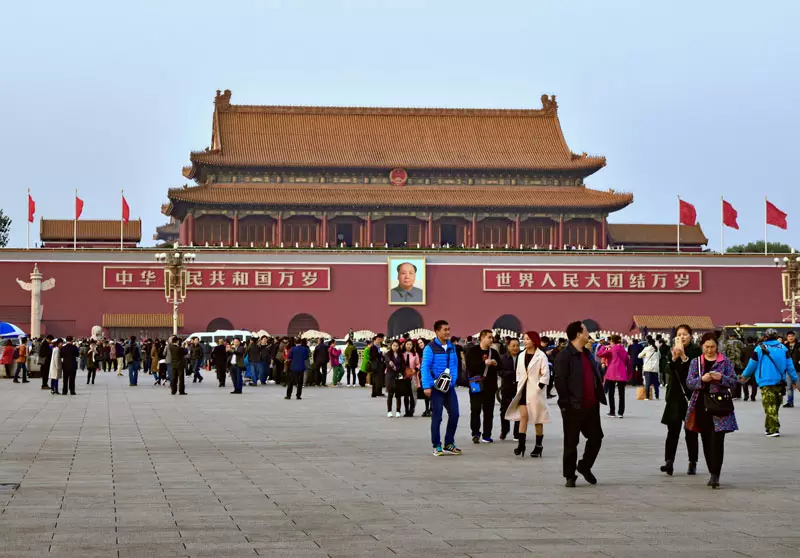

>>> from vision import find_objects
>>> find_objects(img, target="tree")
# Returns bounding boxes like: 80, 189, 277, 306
0, 209, 10, 247
727, 240, 794, 254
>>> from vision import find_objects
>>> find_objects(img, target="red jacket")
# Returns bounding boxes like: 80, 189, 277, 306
0, 344, 14, 365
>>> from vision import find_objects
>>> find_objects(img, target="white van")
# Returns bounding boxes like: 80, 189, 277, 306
186, 329, 253, 347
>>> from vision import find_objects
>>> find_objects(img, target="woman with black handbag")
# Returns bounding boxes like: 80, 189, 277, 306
685, 332, 738, 489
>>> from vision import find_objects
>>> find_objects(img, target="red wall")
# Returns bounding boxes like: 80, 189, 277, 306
0, 257, 783, 338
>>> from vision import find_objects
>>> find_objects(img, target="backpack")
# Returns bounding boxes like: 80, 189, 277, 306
12, 347, 19, 360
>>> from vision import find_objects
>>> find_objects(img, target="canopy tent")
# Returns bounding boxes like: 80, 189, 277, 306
0, 322, 26, 339
300, 330, 332, 340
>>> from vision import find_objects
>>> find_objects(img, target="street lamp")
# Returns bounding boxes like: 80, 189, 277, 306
774, 252, 800, 325
154, 249, 196, 336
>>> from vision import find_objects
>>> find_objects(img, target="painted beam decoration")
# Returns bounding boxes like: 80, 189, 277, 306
104, 266, 330, 291
483, 268, 702, 293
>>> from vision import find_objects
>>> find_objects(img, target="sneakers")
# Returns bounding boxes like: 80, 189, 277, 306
394, 411, 401, 418
432, 445, 444, 457
443, 444, 462, 455
766, 432, 781, 437
606, 412, 616, 417
472, 435, 480, 444
480, 437, 493, 444
387, 412, 393, 418
783, 403, 794, 408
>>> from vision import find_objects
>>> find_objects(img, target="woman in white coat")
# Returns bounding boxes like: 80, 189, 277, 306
638, 337, 661, 400
506, 331, 551, 457
49, 338, 63, 395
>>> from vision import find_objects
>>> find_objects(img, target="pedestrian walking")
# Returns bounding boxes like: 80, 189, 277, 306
384, 340, 405, 417
782, 330, 800, 408
401, 340, 420, 415
421, 320, 462, 457
498, 338, 521, 441
660, 324, 701, 476
12, 338, 29, 383
597, 335, 630, 418
285, 339, 310, 399
39, 335, 54, 390
741, 328, 798, 437
190, 337, 204, 383
125, 336, 141, 386
86, 341, 99, 384
49, 338, 63, 394
228, 338, 246, 394
507, 331, 550, 457
466, 329, 500, 444
639, 337, 661, 400
344, 339, 359, 386
554, 321, 607, 487
685, 332, 738, 489
369, 334, 386, 397
329, 340, 345, 386
167, 336, 186, 395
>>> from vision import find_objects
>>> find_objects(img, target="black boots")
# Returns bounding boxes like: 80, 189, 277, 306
513, 433, 526, 456
687, 461, 697, 475
660, 460, 674, 476
530, 435, 543, 458
707, 474, 720, 488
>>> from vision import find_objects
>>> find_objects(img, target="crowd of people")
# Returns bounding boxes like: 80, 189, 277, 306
2, 321, 798, 489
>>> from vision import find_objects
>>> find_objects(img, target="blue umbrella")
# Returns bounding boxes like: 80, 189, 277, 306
0, 322, 26, 339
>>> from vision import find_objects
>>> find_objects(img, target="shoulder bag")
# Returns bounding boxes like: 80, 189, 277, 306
697, 357, 734, 416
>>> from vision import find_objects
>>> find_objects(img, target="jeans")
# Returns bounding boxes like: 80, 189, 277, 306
51, 379, 58, 393
430, 387, 459, 448
606, 380, 626, 416
143, 358, 151, 375
788, 375, 795, 404
286, 370, 304, 398
230, 365, 243, 392
761, 385, 783, 434
128, 362, 139, 385
469, 390, 495, 439
645, 372, 660, 399
245, 363, 256, 384
664, 420, 698, 463
14, 362, 28, 382
561, 404, 604, 479
192, 359, 203, 382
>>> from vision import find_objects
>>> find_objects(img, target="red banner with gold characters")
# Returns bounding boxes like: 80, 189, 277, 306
483, 268, 702, 293
103, 266, 330, 291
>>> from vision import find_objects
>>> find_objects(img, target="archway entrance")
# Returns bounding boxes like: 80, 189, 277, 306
493, 314, 522, 333
387, 307, 423, 338
206, 317, 234, 331
287, 313, 320, 336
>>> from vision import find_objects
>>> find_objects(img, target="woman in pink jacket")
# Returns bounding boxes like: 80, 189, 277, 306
596, 335, 631, 418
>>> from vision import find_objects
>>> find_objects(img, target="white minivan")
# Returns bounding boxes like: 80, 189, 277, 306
186, 329, 253, 347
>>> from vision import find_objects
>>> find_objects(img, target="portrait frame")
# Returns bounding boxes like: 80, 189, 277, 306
387, 256, 427, 306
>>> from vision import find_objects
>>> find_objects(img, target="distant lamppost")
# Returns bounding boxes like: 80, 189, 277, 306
154, 250, 196, 336
775, 252, 800, 325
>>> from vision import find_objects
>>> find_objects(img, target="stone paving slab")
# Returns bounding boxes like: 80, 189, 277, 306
0, 372, 799, 557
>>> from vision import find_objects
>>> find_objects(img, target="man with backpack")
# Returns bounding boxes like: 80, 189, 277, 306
125, 336, 142, 386
741, 328, 798, 437
421, 320, 461, 457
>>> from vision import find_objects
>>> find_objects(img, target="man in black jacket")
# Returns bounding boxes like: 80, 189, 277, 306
211, 339, 227, 387
39, 335, 53, 389
311, 338, 329, 386
466, 329, 500, 444
369, 334, 386, 397
60, 336, 80, 395
168, 337, 186, 395
554, 321, 607, 488
189, 337, 204, 383
498, 338, 521, 441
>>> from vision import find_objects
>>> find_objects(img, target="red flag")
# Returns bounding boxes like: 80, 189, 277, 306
679, 199, 697, 226
766, 200, 787, 229
722, 200, 739, 229
122, 195, 130, 223
75, 195, 84, 219
27, 194, 36, 223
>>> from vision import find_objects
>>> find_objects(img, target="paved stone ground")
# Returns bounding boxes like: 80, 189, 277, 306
1, 372, 799, 557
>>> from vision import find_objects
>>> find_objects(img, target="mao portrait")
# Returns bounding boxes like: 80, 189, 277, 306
388, 257, 426, 305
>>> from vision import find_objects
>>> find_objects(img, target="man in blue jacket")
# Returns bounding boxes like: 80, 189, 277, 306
421, 320, 462, 457
742, 329, 798, 437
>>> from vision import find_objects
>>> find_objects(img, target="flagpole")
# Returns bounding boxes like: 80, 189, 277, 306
74, 188, 77, 252
720, 197, 724, 255
26, 188, 30, 251
765, 196, 768, 255
120, 189, 124, 252
677, 194, 681, 253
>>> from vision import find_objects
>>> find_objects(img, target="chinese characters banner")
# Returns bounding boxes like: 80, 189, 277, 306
483, 269, 702, 293
103, 266, 330, 291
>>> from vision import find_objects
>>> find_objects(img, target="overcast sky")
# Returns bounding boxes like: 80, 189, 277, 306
1, 0, 798, 250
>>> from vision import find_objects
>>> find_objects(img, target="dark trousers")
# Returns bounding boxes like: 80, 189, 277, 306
346, 365, 357, 385
645, 372, 660, 399
62, 370, 76, 395
230, 365, 243, 393
371, 369, 384, 396
699, 430, 726, 475
216, 365, 226, 386
561, 405, 604, 479
664, 420, 699, 463
311, 361, 326, 386
469, 390, 496, 438
170, 365, 185, 394
742, 378, 757, 401
387, 389, 402, 412
86, 368, 97, 384
14, 362, 28, 382
191, 359, 203, 382
41, 365, 50, 388
606, 381, 625, 416
286, 370, 304, 398
499, 393, 520, 438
